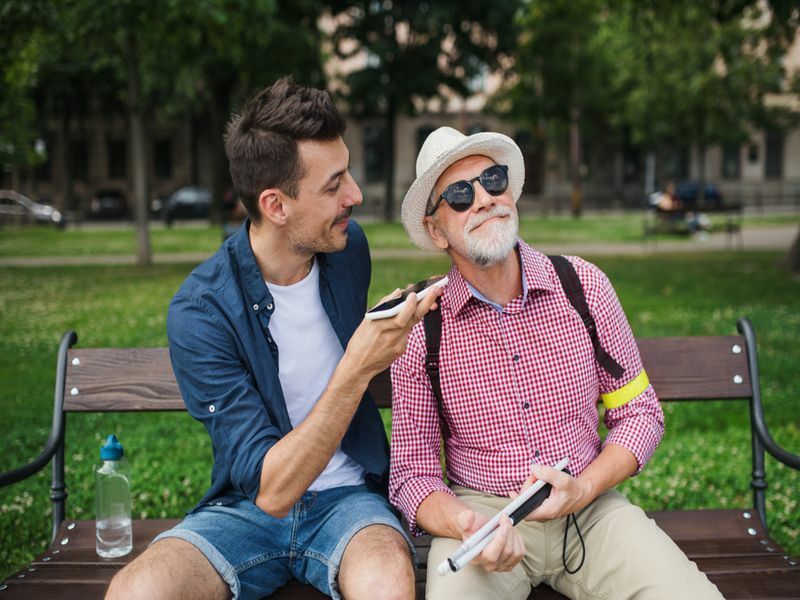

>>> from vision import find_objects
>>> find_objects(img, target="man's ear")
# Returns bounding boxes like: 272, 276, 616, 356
258, 188, 287, 226
424, 215, 449, 250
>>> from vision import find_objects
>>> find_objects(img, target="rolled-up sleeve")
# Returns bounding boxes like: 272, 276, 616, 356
389, 325, 454, 536
572, 257, 665, 472
167, 294, 282, 502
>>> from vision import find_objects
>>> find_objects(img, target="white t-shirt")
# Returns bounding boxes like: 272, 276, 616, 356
265, 259, 365, 491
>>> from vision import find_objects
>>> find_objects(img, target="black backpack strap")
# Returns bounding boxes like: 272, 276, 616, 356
423, 307, 451, 439
548, 255, 625, 380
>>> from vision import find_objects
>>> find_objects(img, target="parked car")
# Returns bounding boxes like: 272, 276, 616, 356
0, 190, 65, 228
161, 186, 211, 226
89, 189, 128, 220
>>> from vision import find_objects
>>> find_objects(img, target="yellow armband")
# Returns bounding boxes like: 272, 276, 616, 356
601, 370, 650, 409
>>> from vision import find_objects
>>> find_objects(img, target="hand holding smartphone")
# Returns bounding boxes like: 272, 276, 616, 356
365, 276, 448, 320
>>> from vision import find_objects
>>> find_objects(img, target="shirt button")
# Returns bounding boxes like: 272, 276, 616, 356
523, 402, 530, 409
209, 405, 216, 413
266, 303, 274, 310
252, 304, 259, 311
513, 354, 520, 362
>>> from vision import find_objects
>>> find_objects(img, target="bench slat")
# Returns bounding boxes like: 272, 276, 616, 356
7, 510, 796, 600
64, 335, 752, 412
65, 349, 183, 411
637, 336, 752, 400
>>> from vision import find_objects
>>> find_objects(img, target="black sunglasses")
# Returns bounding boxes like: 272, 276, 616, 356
426, 164, 509, 216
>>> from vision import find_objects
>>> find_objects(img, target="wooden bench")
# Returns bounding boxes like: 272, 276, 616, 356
643, 203, 744, 248
1, 318, 799, 599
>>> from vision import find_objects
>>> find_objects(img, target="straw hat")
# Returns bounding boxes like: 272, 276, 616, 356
400, 127, 525, 251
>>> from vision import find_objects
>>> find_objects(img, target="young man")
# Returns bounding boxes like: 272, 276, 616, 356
106, 79, 439, 600
389, 127, 724, 599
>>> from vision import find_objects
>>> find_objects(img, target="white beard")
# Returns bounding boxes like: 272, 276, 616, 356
460, 205, 519, 266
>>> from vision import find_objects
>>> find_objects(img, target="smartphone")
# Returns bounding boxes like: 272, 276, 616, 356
364, 276, 448, 320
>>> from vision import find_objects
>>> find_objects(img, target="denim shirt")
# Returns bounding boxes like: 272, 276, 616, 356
167, 219, 389, 511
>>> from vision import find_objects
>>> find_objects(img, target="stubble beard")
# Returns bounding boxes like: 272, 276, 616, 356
287, 207, 352, 255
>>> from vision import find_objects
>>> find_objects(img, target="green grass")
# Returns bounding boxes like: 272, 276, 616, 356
1, 250, 799, 580
1, 211, 796, 257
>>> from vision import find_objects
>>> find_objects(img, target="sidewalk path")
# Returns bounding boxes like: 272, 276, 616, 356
1, 225, 796, 267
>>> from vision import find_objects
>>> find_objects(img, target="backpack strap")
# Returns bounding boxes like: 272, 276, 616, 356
548, 255, 625, 379
423, 307, 451, 440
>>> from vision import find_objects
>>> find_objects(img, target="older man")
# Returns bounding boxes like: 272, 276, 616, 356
388, 127, 723, 599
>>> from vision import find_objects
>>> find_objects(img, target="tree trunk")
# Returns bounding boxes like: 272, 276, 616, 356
569, 108, 582, 219
56, 109, 71, 213
786, 227, 800, 273
207, 82, 232, 226
383, 104, 396, 222
126, 32, 151, 267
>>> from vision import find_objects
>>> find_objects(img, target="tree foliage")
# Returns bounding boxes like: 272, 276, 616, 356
503, 0, 800, 209
327, 0, 521, 220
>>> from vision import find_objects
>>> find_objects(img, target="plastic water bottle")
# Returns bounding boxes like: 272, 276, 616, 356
95, 434, 132, 558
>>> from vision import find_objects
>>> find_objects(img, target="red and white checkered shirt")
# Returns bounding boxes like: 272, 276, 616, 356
389, 241, 664, 535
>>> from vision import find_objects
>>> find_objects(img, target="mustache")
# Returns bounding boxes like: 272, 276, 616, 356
333, 207, 353, 225
465, 205, 513, 232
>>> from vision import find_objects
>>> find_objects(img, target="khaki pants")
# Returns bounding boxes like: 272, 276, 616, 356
426, 487, 723, 600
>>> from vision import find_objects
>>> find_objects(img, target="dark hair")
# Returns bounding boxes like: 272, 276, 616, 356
224, 77, 345, 223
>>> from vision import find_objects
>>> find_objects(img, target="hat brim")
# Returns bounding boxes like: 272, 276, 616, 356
401, 132, 525, 252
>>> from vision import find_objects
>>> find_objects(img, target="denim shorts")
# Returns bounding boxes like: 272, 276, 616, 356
152, 485, 412, 600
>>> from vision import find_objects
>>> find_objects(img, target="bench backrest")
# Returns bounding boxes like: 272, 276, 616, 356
64, 336, 753, 412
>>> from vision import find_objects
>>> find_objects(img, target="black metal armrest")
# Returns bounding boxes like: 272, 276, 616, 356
738, 318, 800, 471
0, 331, 77, 488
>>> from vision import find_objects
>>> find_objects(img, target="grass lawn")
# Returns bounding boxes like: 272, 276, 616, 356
1, 249, 798, 580
0, 211, 796, 257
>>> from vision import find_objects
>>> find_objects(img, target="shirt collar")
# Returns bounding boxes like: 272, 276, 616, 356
443, 239, 557, 316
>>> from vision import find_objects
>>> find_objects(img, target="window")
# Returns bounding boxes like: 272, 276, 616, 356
662, 147, 689, 181
764, 130, 783, 179
363, 125, 385, 184
70, 140, 89, 181
154, 139, 173, 179
721, 144, 740, 179
107, 139, 127, 179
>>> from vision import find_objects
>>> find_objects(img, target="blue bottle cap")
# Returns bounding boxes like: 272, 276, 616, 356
100, 434, 124, 460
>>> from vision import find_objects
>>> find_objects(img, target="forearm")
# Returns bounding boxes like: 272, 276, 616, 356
255, 353, 372, 516
577, 443, 638, 503
415, 491, 473, 539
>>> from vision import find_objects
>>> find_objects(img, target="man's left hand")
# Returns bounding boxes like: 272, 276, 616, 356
508, 465, 596, 522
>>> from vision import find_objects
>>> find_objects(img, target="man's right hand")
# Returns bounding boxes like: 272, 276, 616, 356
344, 286, 442, 381
457, 510, 526, 573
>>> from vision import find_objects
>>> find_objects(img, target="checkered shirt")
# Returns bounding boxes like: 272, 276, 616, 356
389, 241, 664, 535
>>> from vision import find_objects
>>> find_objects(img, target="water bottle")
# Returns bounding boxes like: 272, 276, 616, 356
95, 434, 132, 558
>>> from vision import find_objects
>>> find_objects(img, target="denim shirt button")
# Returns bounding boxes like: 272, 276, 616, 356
267, 303, 274, 311
209, 405, 216, 413
252, 303, 259, 311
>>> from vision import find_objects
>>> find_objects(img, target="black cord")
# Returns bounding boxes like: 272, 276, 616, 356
562, 513, 586, 574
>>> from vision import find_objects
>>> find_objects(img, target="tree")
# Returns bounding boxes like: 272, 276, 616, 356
41, 0, 325, 265
0, 2, 52, 180
610, 0, 800, 205
501, 0, 620, 217
147, 0, 325, 224
327, 0, 520, 221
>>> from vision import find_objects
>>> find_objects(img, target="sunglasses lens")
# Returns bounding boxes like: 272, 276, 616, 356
480, 165, 508, 195
442, 181, 474, 211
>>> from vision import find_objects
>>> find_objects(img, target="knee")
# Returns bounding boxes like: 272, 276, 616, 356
105, 563, 150, 600
339, 526, 415, 600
